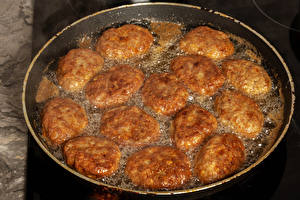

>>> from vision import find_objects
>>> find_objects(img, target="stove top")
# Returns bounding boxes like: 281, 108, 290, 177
26, 0, 300, 199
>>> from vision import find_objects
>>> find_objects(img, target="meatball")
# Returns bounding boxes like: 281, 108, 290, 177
171, 55, 225, 96
85, 65, 144, 109
125, 146, 191, 189
214, 90, 264, 138
179, 26, 234, 60
142, 73, 188, 115
194, 133, 245, 184
57, 48, 104, 92
222, 59, 272, 97
63, 136, 121, 179
100, 106, 160, 147
172, 105, 217, 151
95, 24, 153, 60
41, 97, 88, 146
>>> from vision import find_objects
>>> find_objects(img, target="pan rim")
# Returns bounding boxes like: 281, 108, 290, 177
22, 2, 295, 195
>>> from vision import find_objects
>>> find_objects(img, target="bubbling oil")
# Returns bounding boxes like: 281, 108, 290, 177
36, 19, 284, 191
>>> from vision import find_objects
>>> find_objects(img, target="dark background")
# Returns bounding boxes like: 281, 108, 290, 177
27, 0, 300, 199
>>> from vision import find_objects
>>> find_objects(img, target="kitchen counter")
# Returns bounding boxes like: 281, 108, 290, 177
0, 0, 33, 199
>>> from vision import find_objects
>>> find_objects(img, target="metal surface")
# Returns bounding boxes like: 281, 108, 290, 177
23, 2, 295, 198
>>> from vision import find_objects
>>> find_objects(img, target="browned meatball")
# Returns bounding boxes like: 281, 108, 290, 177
215, 90, 264, 138
125, 146, 191, 189
142, 73, 188, 115
172, 105, 217, 151
194, 133, 245, 184
222, 59, 272, 97
171, 55, 225, 96
57, 48, 104, 92
95, 24, 153, 60
63, 136, 121, 179
180, 26, 234, 60
100, 106, 160, 147
85, 65, 144, 109
42, 97, 88, 146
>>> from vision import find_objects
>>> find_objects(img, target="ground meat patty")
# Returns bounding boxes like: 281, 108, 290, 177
222, 59, 272, 97
179, 26, 234, 60
57, 48, 104, 92
214, 90, 264, 138
194, 133, 245, 184
95, 24, 153, 60
63, 136, 121, 179
141, 73, 188, 115
85, 65, 144, 109
125, 146, 191, 189
42, 98, 88, 146
172, 105, 217, 151
171, 55, 225, 96
100, 106, 160, 146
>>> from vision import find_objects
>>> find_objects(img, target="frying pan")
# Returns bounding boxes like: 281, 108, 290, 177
22, 2, 295, 199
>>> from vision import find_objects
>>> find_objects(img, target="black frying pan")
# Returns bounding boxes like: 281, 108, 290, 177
22, 2, 295, 199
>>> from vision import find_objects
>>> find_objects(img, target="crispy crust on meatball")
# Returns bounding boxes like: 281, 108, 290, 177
96, 24, 153, 60
171, 55, 225, 96
179, 26, 234, 60
142, 73, 188, 115
222, 59, 272, 97
57, 48, 104, 92
63, 136, 121, 179
125, 146, 191, 189
214, 90, 264, 138
172, 105, 217, 151
100, 106, 160, 146
194, 133, 245, 184
42, 98, 88, 146
85, 65, 144, 109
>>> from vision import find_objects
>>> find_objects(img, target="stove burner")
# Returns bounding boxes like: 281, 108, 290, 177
253, 0, 300, 32
28, 1, 300, 199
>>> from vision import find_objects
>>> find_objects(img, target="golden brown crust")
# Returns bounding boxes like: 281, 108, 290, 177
85, 65, 144, 109
42, 98, 88, 146
141, 73, 188, 115
63, 136, 121, 179
179, 26, 234, 60
171, 55, 225, 96
96, 24, 153, 60
100, 106, 160, 146
194, 133, 245, 184
57, 48, 104, 92
214, 90, 264, 138
125, 146, 191, 189
222, 59, 272, 97
173, 105, 217, 151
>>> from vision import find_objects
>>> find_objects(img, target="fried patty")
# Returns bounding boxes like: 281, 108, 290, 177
141, 73, 188, 115
63, 136, 121, 179
214, 90, 264, 138
125, 146, 191, 189
85, 65, 144, 109
57, 48, 104, 92
171, 55, 225, 96
172, 105, 217, 151
100, 106, 160, 146
179, 26, 234, 60
222, 59, 272, 97
42, 98, 88, 146
95, 24, 153, 60
194, 133, 245, 184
